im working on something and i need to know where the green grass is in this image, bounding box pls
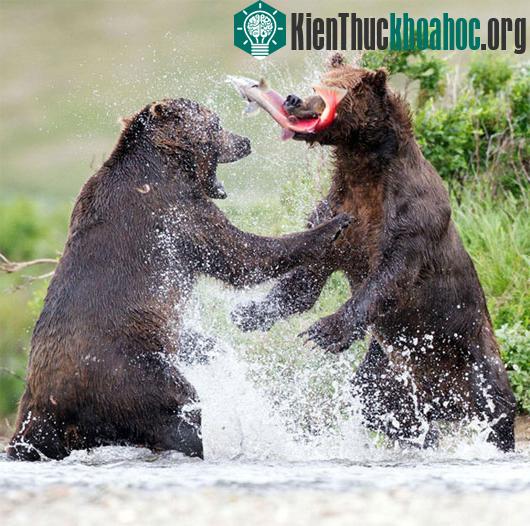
[453,186,529,329]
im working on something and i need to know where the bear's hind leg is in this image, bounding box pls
[107,352,204,459]
[488,413,515,452]
[148,408,203,459]
[7,401,68,461]
[468,362,516,452]
[353,339,433,448]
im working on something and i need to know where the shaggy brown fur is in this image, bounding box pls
[7,98,350,461]
[233,55,516,450]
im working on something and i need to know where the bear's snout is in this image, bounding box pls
[283,94,303,114]
[235,135,251,158]
[218,131,251,163]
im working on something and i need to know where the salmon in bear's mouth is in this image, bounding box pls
[228,76,347,140]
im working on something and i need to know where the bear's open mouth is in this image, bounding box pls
[228,76,347,140]
[205,178,227,199]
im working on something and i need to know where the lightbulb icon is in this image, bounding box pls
[234,2,286,59]
[244,11,277,58]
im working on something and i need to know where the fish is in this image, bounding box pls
[227,76,347,140]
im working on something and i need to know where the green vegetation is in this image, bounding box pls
[497,324,530,413]
[0,10,528,423]
[0,201,67,416]
[362,50,529,196]
[360,48,446,104]
[415,63,529,194]
[453,186,529,412]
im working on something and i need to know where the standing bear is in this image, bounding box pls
[7,98,350,461]
[233,55,516,451]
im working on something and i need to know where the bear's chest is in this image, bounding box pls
[332,181,385,270]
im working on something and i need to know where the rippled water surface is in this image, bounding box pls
[1,446,530,495]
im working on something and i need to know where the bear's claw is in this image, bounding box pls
[299,307,365,354]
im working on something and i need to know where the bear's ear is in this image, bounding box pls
[149,101,168,118]
[367,68,388,95]
[327,52,347,69]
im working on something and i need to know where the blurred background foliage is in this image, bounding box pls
[0,1,528,421]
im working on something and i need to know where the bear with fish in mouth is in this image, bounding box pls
[232,54,516,451]
[6,98,351,461]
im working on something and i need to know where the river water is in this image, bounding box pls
[1,445,530,493]
[1,441,529,526]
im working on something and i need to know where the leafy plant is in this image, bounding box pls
[414,56,527,194]
[361,48,446,105]
[468,54,512,94]
[497,323,530,413]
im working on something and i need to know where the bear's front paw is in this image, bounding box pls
[319,213,352,244]
[231,301,276,332]
[299,308,366,354]
[333,213,352,240]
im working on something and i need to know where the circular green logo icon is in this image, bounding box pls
[234,1,286,59]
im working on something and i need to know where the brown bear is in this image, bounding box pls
[6,98,350,461]
[233,55,516,451]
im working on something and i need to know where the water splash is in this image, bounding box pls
[166,278,512,464]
